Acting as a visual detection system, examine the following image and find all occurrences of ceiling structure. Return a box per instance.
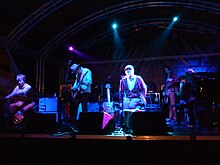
[1,0,220,95]
[0,0,220,65]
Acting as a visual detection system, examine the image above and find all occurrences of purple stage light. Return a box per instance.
[68,46,74,52]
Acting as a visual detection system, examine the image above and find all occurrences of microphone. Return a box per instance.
[120,75,126,79]
[68,60,72,64]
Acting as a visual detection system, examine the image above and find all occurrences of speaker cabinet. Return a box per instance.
[24,112,59,133]
[132,112,167,135]
[78,112,115,134]
[38,97,58,112]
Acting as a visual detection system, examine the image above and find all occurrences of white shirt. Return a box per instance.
[127,76,136,91]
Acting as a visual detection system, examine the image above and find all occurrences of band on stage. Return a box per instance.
[0,64,218,132]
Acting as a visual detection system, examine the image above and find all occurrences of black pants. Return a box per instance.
[70,92,90,126]
[188,100,196,125]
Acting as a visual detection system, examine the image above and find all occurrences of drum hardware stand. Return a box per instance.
[118,77,127,134]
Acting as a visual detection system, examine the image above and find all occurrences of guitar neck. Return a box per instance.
[106,88,111,103]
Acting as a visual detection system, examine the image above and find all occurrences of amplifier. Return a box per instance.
[77,102,100,120]
[146,104,161,111]
[38,97,58,112]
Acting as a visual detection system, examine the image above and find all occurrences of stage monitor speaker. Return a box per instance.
[78,112,115,134]
[132,112,167,135]
[24,112,59,134]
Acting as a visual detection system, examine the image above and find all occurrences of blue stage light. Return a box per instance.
[173,16,179,22]
[112,23,118,29]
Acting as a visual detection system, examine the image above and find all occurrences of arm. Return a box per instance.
[80,69,92,91]
[139,77,147,104]
[5,86,18,99]
[81,69,92,86]
[5,84,31,99]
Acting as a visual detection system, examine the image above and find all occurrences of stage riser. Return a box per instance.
[1,138,220,165]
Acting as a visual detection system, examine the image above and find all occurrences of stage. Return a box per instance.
[1,121,220,165]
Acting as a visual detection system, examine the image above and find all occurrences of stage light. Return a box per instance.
[112,23,118,29]
[173,16,179,22]
[68,46,74,52]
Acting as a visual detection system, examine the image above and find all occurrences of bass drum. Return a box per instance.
[102,102,115,119]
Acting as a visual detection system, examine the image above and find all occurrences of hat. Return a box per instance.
[124,65,134,71]
[70,64,80,73]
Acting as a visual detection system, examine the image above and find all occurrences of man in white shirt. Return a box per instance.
[70,64,92,126]
[4,74,35,123]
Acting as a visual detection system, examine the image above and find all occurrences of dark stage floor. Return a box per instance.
[1,117,220,138]
[1,119,220,165]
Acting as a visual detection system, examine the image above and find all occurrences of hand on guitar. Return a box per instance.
[71,89,80,99]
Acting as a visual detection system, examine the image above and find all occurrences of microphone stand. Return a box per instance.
[62,60,71,128]
[65,60,71,84]
[119,76,125,132]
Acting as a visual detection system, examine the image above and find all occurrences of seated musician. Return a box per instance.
[119,65,147,131]
[119,65,147,110]
[4,74,35,123]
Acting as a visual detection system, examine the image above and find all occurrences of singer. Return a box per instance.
[119,65,147,109]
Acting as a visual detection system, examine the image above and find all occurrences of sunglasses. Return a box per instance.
[125,68,132,71]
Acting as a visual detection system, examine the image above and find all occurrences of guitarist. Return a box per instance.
[70,64,92,127]
[4,74,35,124]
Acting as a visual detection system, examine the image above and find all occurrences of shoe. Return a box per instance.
[166,118,172,122]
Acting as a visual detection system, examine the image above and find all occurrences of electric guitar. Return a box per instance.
[71,85,81,100]
[71,71,89,99]
[102,84,114,116]
[154,93,159,103]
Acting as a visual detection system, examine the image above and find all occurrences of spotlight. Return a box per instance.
[112,23,118,29]
[68,46,74,52]
[173,16,179,22]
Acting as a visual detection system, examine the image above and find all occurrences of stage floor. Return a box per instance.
[1,121,220,164]
[1,119,220,140]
